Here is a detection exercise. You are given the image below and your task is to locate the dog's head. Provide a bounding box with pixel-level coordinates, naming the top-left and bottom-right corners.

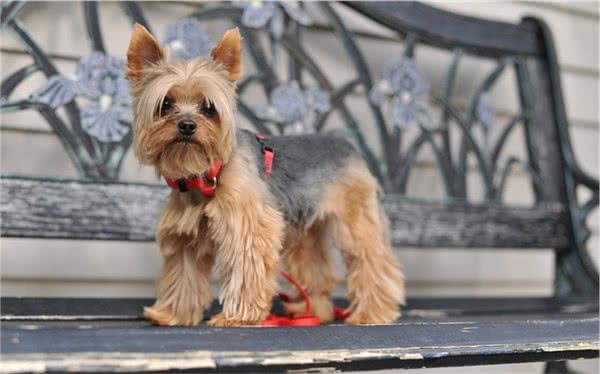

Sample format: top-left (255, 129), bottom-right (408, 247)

top-left (126, 24), bottom-right (241, 179)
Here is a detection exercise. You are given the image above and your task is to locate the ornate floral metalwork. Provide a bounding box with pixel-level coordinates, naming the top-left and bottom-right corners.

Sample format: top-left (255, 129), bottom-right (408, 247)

top-left (370, 57), bottom-right (430, 128)
top-left (238, 0), bottom-right (311, 38)
top-left (255, 81), bottom-right (330, 134)
top-left (476, 92), bottom-right (495, 129)
top-left (34, 52), bottom-right (131, 142)
top-left (34, 76), bottom-right (77, 109)
top-left (164, 18), bottom-right (214, 60)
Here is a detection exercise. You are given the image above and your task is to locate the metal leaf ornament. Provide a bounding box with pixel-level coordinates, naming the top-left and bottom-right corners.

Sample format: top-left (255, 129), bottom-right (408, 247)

top-left (370, 57), bottom-right (431, 128)
top-left (33, 51), bottom-right (132, 143)
top-left (164, 18), bottom-right (214, 60)
top-left (255, 81), bottom-right (330, 134)
top-left (239, 0), bottom-right (311, 38)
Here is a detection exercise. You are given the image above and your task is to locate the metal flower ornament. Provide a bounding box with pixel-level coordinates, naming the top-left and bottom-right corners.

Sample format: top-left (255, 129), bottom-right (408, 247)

top-left (475, 92), bottom-right (495, 130)
top-left (34, 52), bottom-right (131, 142)
top-left (255, 81), bottom-right (330, 134)
top-left (370, 57), bottom-right (431, 129)
top-left (238, 0), bottom-right (311, 38)
top-left (163, 18), bottom-right (214, 60)
top-left (33, 18), bottom-right (215, 144)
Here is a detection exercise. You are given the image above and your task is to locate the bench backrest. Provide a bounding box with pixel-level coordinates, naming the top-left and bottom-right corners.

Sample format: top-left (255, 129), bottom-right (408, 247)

top-left (1, 1), bottom-right (596, 291)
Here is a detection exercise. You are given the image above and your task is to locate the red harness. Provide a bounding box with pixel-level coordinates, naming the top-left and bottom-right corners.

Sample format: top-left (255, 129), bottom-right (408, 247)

top-left (164, 134), bottom-right (275, 197)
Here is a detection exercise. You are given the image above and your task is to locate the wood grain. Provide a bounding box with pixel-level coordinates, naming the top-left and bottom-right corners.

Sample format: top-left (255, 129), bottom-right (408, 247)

top-left (385, 195), bottom-right (569, 248)
top-left (1, 177), bottom-right (569, 248)
top-left (0, 177), bottom-right (167, 241)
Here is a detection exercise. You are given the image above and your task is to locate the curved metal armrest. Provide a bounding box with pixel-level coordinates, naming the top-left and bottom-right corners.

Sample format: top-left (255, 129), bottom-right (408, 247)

top-left (570, 164), bottom-right (599, 192)
top-left (521, 16), bottom-right (599, 196)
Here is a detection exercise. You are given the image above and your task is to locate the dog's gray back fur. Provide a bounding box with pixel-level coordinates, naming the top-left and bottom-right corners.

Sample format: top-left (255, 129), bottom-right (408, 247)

top-left (237, 129), bottom-right (361, 227)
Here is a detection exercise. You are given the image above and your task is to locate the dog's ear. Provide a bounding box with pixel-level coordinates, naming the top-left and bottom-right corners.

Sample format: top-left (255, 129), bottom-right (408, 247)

top-left (211, 27), bottom-right (242, 81)
top-left (127, 23), bottom-right (163, 82)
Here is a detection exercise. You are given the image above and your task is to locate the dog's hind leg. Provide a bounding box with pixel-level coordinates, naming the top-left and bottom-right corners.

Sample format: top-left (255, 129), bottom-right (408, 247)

top-left (281, 222), bottom-right (338, 323)
top-left (323, 162), bottom-right (405, 324)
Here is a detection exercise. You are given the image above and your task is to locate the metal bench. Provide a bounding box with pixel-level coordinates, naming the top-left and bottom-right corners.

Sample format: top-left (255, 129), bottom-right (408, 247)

top-left (1, 1), bottom-right (598, 372)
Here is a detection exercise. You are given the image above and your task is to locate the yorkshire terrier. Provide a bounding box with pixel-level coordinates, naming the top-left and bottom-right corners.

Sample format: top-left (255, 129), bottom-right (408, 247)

top-left (126, 24), bottom-right (405, 327)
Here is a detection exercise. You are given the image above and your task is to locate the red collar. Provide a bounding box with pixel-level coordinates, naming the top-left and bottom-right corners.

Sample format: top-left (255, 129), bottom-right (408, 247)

top-left (164, 134), bottom-right (274, 197)
top-left (165, 161), bottom-right (223, 197)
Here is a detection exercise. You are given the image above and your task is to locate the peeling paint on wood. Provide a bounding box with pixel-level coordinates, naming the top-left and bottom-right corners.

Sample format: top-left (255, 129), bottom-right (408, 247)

top-left (1, 316), bottom-right (598, 373)
top-left (0, 352), bottom-right (217, 374)
top-left (541, 341), bottom-right (598, 352)
top-left (0, 342), bottom-right (597, 373)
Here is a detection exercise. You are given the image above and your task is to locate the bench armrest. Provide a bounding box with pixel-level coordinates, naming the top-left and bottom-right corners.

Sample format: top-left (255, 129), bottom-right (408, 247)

top-left (568, 162), bottom-right (599, 193)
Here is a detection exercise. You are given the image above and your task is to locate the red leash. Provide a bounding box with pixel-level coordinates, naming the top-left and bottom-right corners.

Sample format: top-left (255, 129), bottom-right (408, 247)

top-left (260, 270), bottom-right (350, 327)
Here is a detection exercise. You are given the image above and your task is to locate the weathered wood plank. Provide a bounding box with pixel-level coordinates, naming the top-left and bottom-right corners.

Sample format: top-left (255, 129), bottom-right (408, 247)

top-left (1, 315), bottom-right (598, 372)
top-left (385, 195), bottom-right (569, 248)
top-left (0, 176), bottom-right (569, 248)
top-left (1, 296), bottom-right (597, 321)
top-left (0, 176), bottom-right (167, 241)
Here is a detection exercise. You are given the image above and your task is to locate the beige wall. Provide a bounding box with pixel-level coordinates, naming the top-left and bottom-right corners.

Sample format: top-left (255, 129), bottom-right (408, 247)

top-left (1, 1), bottom-right (598, 301)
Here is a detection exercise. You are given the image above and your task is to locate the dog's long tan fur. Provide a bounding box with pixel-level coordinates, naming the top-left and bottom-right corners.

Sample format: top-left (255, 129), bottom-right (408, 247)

top-left (127, 24), bottom-right (405, 327)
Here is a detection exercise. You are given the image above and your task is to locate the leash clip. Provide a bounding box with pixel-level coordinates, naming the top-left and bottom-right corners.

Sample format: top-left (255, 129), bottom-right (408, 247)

top-left (176, 178), bottom-right (188, 192)
top-left (261, 144), bottom-right (273, 154)
top-left (204, 175), bottom-right (217, 188)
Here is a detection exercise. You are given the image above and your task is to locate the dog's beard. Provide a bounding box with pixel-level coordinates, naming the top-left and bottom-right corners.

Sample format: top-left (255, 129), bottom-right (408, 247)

top-left (134, 119), bottom-right (227, 179)
top-left (156, 141), bottom-right (213, 179)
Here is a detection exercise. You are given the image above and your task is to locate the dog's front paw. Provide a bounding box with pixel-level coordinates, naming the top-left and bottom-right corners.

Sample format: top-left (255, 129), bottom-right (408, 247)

top-left (144, 305), bottom-right (180, 326)
top-left (283, 294), bottom-right (334, 324)
top-left (207, 313), bottom-right (261, 327)
top-left (345, 309), bottom-right (400, 325)
top-left (144, 305), bottom-right (202, 326)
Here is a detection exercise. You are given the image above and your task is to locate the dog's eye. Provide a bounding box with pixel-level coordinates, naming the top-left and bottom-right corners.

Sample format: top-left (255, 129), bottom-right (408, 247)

top-left (158, 97), bottom-right (173, 116)
top-left (200, 99), bottom-right (217, 118)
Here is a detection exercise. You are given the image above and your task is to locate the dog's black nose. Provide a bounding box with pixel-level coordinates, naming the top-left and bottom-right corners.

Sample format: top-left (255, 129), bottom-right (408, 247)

top-left (177, 120), bottom-right (196, 136)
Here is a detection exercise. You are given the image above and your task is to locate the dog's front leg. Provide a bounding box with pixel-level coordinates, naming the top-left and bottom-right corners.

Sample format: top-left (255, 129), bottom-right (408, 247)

top-left (206, 197), bottom-right (284, 327)
top-left (144, 209), bottom-right (215, 326)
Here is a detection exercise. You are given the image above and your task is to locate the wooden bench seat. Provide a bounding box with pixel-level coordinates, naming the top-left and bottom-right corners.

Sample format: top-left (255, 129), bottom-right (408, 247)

top-left (2, 297), bottom-right (598, 372)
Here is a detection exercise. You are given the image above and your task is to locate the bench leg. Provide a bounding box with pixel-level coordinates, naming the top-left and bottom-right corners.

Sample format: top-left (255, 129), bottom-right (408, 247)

top-left (555, 249), bottom-right (598, 297)
top-left (544, 361), bottom-right (578, 374)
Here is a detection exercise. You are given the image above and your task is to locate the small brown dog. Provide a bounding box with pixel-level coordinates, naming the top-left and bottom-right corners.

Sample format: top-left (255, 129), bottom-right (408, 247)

top-left (126, 24), bottom-right (405, 327)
